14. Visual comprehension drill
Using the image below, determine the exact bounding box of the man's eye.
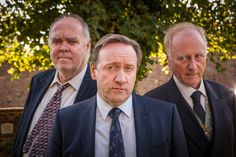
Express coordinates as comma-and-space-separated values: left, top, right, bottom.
177, 56, 184, 60
107, 66, 115, 70
52, 40, 61, 44
177, 56, 188, 62
69, 40, 78, 44
126, 66, 134, 72
195, 54, 205, 61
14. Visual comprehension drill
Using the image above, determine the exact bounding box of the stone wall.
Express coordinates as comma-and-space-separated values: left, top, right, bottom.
0, 63, 36, 108
137, 59, 236, 95
0, 107, 23, 156
0, 107, 23, 142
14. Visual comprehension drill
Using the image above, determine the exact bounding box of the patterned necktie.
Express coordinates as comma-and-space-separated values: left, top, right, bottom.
109, 107, 125, 157
22, 83, 69, 156
191, 91, 206, 124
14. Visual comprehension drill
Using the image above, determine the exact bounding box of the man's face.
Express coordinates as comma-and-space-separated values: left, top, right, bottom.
168, 29, 207, 89
49, 17, 90, 81
90, 42, 138, 106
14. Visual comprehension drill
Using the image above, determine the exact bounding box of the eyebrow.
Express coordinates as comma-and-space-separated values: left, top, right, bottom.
66, 37, 78, 40
105, 62, 136, 68
51, 36, 78, 41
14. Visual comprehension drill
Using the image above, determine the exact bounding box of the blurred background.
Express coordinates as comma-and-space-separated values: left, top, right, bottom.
0, 0, 235, 156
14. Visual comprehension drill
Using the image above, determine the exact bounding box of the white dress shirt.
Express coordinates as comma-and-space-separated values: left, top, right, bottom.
95, 94, 137, 157
23, 64, 87, 157
173, 76, 213, 138
173, 75, 207, 110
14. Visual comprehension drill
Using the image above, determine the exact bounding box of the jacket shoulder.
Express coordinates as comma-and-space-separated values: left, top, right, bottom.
135, 94, 176, 112
32, 68, 56, 79
58, 96, 96, 118
144, 81, 170, 98
204, 80, 234, 95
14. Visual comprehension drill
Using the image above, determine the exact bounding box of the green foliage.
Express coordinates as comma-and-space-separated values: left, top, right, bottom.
0, 0, 235, 79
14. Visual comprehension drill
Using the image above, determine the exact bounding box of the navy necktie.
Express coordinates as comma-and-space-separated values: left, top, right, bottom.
109, 107, 125, 157
191, 91, 206, 124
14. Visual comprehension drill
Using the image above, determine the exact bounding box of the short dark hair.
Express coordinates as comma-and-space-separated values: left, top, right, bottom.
90, 34, 143, 69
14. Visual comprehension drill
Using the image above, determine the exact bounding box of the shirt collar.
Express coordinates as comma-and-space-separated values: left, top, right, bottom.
173, 75, 206, 98
50, 64, 87, 90
96, 94, 133, 120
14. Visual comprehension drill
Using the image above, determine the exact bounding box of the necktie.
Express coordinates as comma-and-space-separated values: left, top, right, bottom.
23, 83, 69, 156
191, 91, 206, 124
109, 107, 125, 157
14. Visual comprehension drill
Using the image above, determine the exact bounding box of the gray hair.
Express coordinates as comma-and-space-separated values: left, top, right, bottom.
90, 34, 143, 69
48, 13, 90, 42
164, 22, 207, 56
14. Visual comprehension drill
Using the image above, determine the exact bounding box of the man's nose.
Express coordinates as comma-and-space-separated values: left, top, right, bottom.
59, 42, 69, 52
188, 57, 198, 70
115, 70, 127, 84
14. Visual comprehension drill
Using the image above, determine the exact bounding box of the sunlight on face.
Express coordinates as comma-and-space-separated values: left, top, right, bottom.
168, 29, 207, 89
91, 42, 138, 106
49, 17, 90, 82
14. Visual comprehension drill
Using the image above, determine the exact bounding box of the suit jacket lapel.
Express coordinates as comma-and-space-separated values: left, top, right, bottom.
28, 71, 54, 119
79, 96, 96, 157
204, 81, 227, 155
25, 70, 55, 129
167, 78, 210, 151
74, 65, 96, 103
21, 70, 55, 148
78, 94, 151, 157
133, 93, 150, 157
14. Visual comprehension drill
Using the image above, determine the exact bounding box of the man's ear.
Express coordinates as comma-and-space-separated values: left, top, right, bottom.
86, 39, 91, 52
90, 63, 96, 80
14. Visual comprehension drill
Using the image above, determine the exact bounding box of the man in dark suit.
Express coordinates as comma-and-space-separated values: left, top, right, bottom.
12, 14, 97, 157
145, 22, 236, 157
46, 34, 189, 157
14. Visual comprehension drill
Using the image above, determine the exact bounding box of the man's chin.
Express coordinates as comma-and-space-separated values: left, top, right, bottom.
111, 97, 129, 105
184, 80, 201, 88
57, 65, 73, 71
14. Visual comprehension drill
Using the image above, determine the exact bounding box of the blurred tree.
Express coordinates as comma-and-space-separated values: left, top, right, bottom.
0, 0, 235, 79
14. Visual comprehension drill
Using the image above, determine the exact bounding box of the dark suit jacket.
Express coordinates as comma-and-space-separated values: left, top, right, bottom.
145, 77, 236, 157
12, 65, 97, 157
46, 93, 189, 157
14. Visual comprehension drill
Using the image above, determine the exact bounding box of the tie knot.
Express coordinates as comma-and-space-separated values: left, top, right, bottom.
57, 83, 69, 92
191, 91, 201, 103
109, 108, 122, 119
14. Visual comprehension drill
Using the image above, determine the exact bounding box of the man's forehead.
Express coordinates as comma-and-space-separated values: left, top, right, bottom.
104, 59, 136, 64
53, 17, 82, 27
173, 29, 204, 42
50, 26, 83, 40
50, 18, 83, 34
50, 32, 79, 39
98, 54, 137, 67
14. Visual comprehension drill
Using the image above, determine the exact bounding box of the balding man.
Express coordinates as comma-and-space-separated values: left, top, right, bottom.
145, 22, 236, 157
12, 14, 97, 157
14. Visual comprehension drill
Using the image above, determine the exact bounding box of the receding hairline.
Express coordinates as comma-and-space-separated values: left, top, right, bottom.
48, 15, 90, 41
164, 22, 207, 55
172, 28, 205, 45
49, 17, 82, 36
